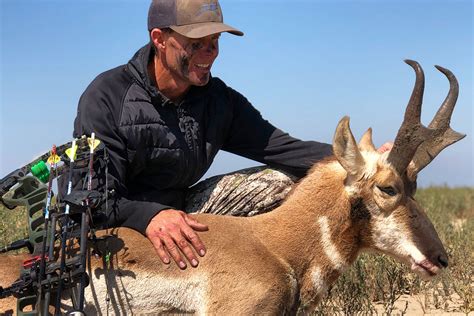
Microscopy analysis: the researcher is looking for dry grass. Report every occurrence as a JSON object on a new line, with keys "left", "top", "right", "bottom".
{"left": 0, "top": 205, "right": 28, "bottom": 251}
{"left": 0, "top": 187, "right": 472, "bottom": 315}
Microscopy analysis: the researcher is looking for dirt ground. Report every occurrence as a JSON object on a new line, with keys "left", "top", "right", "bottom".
{"left": 374, "top": 293, "right": 473, "bottom": 315}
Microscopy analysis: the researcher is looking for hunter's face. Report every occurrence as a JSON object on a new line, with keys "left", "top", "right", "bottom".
{"left": 163, "top": 31, "right": 220, "bottom": 87}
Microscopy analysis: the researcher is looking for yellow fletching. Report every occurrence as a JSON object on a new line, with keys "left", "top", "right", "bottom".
{"left": 87, "top": 137, "right": 101, "bottom": 151}
{"left": 47, "top": 154, "right": 61, "bottom": 164}
{"left": 65, "top": 145, "right": 78, "bottom": 160}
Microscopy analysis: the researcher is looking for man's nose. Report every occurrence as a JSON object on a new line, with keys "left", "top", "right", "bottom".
{"left": 200, "top": 39, "right": 217, "bottom": 54}
{"left": 204, "top": 43, "right": 216, "bottom": 54}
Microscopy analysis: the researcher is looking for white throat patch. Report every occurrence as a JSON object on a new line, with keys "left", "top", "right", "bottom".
{"left": 318, "top": 216, "right": 346, "bottom": 270}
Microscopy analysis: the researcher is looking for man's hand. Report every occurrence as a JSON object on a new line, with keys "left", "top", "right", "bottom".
{"left": 146, "top": 209, "right": 208, "bottom": 269}
{"left": 377, "top": 142, "right": 393, "bottom": 154}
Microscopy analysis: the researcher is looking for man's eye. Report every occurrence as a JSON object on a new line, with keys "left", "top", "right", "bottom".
{"left": 191, "top": 42, "right": 203, "bottom": 50}
{"left": 377, "top": 186, "right": 397, "bottom": 196}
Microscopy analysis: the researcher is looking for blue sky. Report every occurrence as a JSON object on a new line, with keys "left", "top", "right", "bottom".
{"left": 1, "top": 0, "right": 472, "bottom": 187}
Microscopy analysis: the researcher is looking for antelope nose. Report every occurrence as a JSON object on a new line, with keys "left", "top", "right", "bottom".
{"left": 437, "top": 254, "right": 449, "bottom": 268}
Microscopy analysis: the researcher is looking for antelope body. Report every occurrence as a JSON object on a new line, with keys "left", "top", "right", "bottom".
{"left": 0, "top": 61, "right": 464, "bottom": 315}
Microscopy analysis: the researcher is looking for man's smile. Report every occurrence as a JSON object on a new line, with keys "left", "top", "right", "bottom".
{"left": 195, "top": 63, "right": 211, "bottom": 70}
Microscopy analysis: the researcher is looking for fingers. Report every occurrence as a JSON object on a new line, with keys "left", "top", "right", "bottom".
{"left": 161, "top": 232, "right": 189, "bottom": 269}
{"left": 148, "top": 235, "right": 170, "bottom": 264}
{"left": 184, "top": 214, "right": 209, "bottom": 231}
{"left": 146, "top": 210, "right": 207, "bottom": 269}
{"left": 181, "top": 223, "right": 207, "bottom": 257}
{"left": 378, "top": 142, "right": 394, "bottom": 153}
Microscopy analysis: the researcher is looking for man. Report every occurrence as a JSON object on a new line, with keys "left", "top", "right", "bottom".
{"left": 73, "top": 0, "right": 368, "bottom": 270}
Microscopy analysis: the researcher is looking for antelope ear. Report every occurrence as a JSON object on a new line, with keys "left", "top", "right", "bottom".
{"left": 333, "top": 116, "right": 365, "bottom": 177}
{"left": 359, "top": 128, "right": 377, "bottom": 152}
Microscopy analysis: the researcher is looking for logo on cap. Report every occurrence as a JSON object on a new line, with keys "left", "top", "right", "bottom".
{"left": 197, "top": 3, "right": 220, "bottom": 16}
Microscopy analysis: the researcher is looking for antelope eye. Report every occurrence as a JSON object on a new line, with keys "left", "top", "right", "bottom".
{"left": 377, "top": 185, "right": 397, "bottom": 196}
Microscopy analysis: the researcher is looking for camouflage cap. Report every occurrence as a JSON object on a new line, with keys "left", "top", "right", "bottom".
{"left": 148, "top": 0, "right": 244, "bottom": 39}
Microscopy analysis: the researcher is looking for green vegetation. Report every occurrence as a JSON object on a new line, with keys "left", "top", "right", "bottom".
{"left": 1, "top": 187, "right": 472, "bottom": 314}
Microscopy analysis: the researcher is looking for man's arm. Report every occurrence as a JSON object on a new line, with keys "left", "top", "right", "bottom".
{"left": 73, "top": 78, "right": 168, "bottom": 233}
{"left": 73, "top": 76, "right": 207, "bottom": 268}
{"left": 223, "top": 88, "right": 333, "bottom": 178}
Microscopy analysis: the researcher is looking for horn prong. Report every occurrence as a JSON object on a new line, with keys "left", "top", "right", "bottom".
{"left": 408, "top": 64, "right": 465, "bottom": 176}
{"left": 387, "top": 60, "right": 431, "bottom": 175}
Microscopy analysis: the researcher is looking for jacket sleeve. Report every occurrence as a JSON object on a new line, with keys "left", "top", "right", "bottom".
{"left": 72, "top": 76, "right": 171, "bottom": 235}
{"left": 222, "top": 88, "right": 333, "bottom": 178}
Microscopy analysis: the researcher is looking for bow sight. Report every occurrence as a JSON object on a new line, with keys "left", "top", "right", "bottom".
{"left": 0, "top": 134, "right": 107, "bottom": 316}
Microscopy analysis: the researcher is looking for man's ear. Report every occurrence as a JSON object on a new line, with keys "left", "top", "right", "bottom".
{"left": 150, "top": 28, "right": 166, "bottom": 52}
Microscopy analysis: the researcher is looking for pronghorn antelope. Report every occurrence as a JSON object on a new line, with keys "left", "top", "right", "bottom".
{"left": 0, "top": 60, "right": 465, "bottom": 315}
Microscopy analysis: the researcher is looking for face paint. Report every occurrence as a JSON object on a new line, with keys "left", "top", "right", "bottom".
{"left": 165, "top": 33, "right": 220, "bottom": 87}
{"left": 178, "top": 50, "right": 190, "bottom": 78}
{"left": 191, "top": 42, "right": 204, "bottom": 52}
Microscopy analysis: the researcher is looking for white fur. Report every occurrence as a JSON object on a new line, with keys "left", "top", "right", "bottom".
{"left": 75, "top": 270, "right": 209, "bottom": 315}
{"left": 310, "top": 267, "right": 328, "bottom": 299}
{"left": 402, "top": 242, "right": 427, "bottom": 263}
{"left": 361, "top": 151, "right": 381, "bottom": 178}
{"left": 318, "top": 216, "right": 346, "bottom": 270}
{"left": 371, "top": 211, "right": 426, "bottom": 264}
{"left": 344, "top": 151, "right": 380, "bottom": 196}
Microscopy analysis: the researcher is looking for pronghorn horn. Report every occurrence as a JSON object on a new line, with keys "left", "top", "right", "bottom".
{"left": 359, "top": 128, "right": 376, "bottom": 152}
{"left": 408, "top": 65, "right": 466, "bottom": 178}
{"left": 387, "top": 60, "right": 434, "bottom": 175}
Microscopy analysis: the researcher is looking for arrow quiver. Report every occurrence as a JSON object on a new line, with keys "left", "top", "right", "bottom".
{"left": 0, "top": 135, "right": 108, "bottom": 316}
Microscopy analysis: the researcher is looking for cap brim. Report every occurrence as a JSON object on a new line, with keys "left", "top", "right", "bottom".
{"left": 170, "top": 22, "right": 243, "bottom": 39}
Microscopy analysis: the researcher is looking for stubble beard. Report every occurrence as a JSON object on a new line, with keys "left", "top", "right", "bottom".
{"left": 176, "top": 48, "right": 210, "bottom": 87}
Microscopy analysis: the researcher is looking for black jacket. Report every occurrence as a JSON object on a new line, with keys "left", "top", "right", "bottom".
{"left": 73, "top": 43, "right": 332, "bottom": 234}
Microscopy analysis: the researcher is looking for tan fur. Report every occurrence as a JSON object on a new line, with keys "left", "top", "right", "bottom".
{"left": 0, "top": 121, "right": 449, "bottom": 316}
{"left": 0, "top": 254, "right": 29, "bottom": 315}
{"left": 73, "top": 150, "right": 444, "bottom": 314}
{"left": 359, "top": 128, "right": 377, "bottom": 152}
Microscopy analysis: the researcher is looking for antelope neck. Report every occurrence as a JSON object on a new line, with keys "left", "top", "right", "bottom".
{"left": 252, "top": 170, "right": 365, "bottom": 280}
